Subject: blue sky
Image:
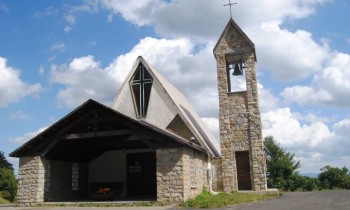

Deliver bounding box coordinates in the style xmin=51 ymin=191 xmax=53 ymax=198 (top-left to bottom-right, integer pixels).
xmin=1 ymin=0 xmax=350 ymax=174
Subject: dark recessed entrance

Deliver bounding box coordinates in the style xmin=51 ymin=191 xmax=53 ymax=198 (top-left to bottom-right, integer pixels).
xmin=127 ymin=152 xmax=157 ymax=198
xmin=235 ymin=151 xmax=252 ymax=190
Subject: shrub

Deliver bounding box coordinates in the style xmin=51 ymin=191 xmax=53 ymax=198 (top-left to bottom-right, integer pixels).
xmin=0 ymin=168 xmax=17 ymax=202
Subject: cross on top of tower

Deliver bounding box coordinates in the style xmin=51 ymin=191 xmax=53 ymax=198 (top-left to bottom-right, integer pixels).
xmin=223 ymin=0 xmax=237 ymax=19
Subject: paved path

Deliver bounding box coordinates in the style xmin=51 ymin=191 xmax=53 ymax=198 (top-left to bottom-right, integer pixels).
xmin=220 ymin=190 xmax=350 ymax=210
xmin=1 ymin=190 xmax=349 ymax=210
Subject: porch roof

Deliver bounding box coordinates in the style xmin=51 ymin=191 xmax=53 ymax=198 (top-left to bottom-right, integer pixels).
xmin=10 ymin=99 xmax=206 ymax=162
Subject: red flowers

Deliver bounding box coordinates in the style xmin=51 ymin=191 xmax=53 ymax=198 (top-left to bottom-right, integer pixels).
xmin=97 ymin=187 xmax=111 ymax=194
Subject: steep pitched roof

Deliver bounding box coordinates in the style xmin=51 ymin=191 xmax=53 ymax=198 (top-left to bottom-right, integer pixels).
xmin=112 ymin=56 xmax=221 ymax=157
xmin=213 ymin=18 xmax=256 ymax=61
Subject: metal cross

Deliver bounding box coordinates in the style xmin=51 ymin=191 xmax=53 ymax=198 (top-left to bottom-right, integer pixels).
xmin=223 ymin=0 xmax=237 ymax=19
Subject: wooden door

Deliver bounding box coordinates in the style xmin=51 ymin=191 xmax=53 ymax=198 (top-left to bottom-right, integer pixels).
xmin=127 ymin=152 xmax=156 ymax=197
xmin=235 ymin=151 xmax=252 ymax=190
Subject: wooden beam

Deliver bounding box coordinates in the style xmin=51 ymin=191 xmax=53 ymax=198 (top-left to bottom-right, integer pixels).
xmin=62 ymin=129 xmax=133 ymax=139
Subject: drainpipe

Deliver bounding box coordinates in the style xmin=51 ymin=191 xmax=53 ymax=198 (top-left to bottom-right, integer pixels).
xmin=208 ymin=153 xmax=219 ymax=194
xmin=207 ymin=153 xmax=213 ymax=193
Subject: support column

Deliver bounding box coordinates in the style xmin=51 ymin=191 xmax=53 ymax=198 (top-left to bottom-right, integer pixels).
xmin=17 ymin=156 xmax=46 ymax=206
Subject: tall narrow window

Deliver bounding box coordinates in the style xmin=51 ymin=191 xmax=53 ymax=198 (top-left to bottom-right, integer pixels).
xmin=72 ymin=163 xmax=79 ymax=191
xmin=130 ymin=64 xmax=153 ymax=117
xmin=190 ymin=151 xmax=197 ymax=188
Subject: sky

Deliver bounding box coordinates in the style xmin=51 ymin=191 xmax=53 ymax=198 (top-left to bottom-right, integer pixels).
xmin=1 ymin=0 xmax=350 ymax=175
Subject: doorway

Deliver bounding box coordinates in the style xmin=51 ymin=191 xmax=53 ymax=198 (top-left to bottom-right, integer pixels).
xmin=235 ymin=151 xmax=252 ymax=190
xmin=127 ymin=152 xmax=157 ymax=198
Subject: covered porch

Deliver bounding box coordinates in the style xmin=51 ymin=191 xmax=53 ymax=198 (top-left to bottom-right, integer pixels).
xmin=11 ymin=100 xmax=206 ymax=205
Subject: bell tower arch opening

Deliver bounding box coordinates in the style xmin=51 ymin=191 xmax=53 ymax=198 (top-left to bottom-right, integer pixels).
xmin=226 ymin=54 xmax=247 ymax=92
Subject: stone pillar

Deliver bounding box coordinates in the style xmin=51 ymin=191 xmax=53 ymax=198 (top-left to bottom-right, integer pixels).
xmin=17 ymin=156 xmax=46 ymax=206
xmin=156 ymin=148 xmax=185 ymax=202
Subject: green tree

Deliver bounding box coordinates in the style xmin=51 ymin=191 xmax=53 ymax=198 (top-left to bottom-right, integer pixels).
xmin=318 ymin=165 xmax=350 ymax=189
xmin=0 ymin=151 xmax=13 ymax=171
xmin=264 ymin=136 xmax=301 ymax=190
xmin=0 ymin=151 xmax=17 ymax=202
xmin=0 ymin=168 xmax=17 ymax=202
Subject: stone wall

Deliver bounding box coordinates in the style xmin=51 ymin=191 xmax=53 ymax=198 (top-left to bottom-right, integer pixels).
xmin=214 ymin=20 xmax=267 ymax=192
xmin=17 ymin=156 xmax=45 ymax=207
xmin=44 ymin=160 xmax=88 ymax=202
xmin=156 ymin=147 xmax=207 ymax=202
xmin=156 ymin=148 xmax=185 ymax=202
xmin=183 ymin=148 xmax=207 ymax=199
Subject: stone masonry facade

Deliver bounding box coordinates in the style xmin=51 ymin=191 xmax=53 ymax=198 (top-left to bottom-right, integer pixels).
xmin=17 ymin=156 xmax=89 ymax=206
xmin=156 ymin=147 xmax=207 ymax=202
xmin=214 ymin=20 xmax=267 ymax=192
xmin=17 ymin=147 xmax=208 ymax=206
xmin=17 ymin=156 xmax=45 ymax=206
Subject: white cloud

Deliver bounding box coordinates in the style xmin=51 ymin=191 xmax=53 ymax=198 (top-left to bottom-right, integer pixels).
xmin=63 ymin=1 xmax=100 ymax=32
xmin=282 ymin=53 xmax=350 ymax=107
xmin=10 ymin=126 xmax=48 ymax=144
xmin=107 ymin=13 xmax=113 ymax=22
xmin=64 ymin=1 xmax=333 ymax=82
xmin=0 ymin=57 xmax=41 ymax=108
xmin=33 ymin=7 xmax=58 ymax=18
xmin=50 ymin=55 xmax=117 ymax=108
xmin=202 ymin=117 xmax=219 ymax=140
xmin=263 ymin=108 xmax=331 ymax=148
xmin=49 ymin=37 xmax=220 ymax=113
xmin=261 ymin=106 xmax=350 ymax=173
xmin=252 ymin=22 xmax=330 ymax=81
xmin=99 ymin=0 xmax=159 ymax=26
xmin=9 ymin=111 xmax=30 ymax=121
xmin=64 ymin=26 xmax=72 ymax=33
xmin=50 ymin=42 xmax=66 ymax=52
xmin=66 ymin=0 xmax=329 ymax=42
xmin=65 ymin=14 xmax=76 ymax=25
xmin=258 ymin=83 xmax=281 ymax=112
xmin=282 ymin=86 xmax=333 ymax=105
xmin=38 ymin=65 xmax=45 ymax=76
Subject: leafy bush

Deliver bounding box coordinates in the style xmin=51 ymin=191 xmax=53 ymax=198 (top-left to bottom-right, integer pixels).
xmin=319 ymin=165 xmax=350 ymax=189
xmin=0 ymin=167 xmax=17 ymax=202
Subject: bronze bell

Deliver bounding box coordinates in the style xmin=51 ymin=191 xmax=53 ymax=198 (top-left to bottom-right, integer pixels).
xmin=232 ymin=63 xmax=243 ymax=76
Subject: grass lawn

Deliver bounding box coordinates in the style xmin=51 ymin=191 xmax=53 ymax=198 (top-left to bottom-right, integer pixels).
xmin=181 ymin=189 xmax=281 ymax=208
xmin=34 ymin=189 xmax=280 ymax=208
xmin=0 ymin=196 xmax=11 ymax=205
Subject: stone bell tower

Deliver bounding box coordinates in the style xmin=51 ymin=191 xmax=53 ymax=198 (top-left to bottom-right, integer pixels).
xmin=213 ymin=18 xmax=267 ymax=192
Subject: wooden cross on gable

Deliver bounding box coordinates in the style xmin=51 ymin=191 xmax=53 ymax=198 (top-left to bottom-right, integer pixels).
xmin=223 ymin=0 xmax=237 ymax=19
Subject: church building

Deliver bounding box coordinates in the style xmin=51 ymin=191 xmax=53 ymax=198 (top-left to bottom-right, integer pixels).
xmin=10 ymin=18 xmax=267 ymax=206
